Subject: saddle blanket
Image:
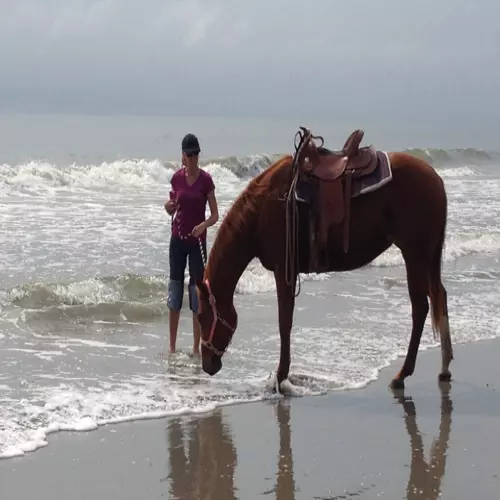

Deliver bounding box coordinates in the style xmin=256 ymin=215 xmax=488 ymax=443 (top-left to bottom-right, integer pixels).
xmin=351 ymin=150 xmax=392 ymax=198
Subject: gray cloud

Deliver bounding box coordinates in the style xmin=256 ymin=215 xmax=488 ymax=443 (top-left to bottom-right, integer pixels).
xmin=0 ymin=0 xmax=499 ymax=132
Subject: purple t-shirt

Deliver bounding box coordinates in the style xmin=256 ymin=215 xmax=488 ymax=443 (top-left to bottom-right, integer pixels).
xmin=170 ymin=168 xmax=215 ymax=242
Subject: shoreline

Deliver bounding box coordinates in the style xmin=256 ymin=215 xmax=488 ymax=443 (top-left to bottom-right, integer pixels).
xmin=1 ymin=337 xmax=500 ymax=499
xmin=0 ymin=335 xmax=496 ymax=462
xmin=0 ymin=334 xmax=457 ymax=461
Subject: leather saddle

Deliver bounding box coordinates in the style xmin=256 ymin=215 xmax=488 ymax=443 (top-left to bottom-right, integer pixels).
xmin=300 ymin=129 xmax=378 ymax=181
xmin=295 ymin=129 xmax=379 ymax=258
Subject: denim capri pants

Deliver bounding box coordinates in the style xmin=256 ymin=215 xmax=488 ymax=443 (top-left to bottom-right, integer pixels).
xmin=167 ymin=236 xmax=206 ymax=313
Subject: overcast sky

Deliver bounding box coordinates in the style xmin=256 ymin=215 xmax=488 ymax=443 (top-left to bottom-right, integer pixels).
xmin=1 ymin=0 xmax=499 ymax=128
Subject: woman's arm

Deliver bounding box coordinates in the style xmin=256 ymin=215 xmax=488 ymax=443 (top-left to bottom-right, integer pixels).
xmin=191 ymin=179 xmax=219 ymax=239
xmin=164 ymin=178 xmax=176 ymax=215
xmin=204 ymin=190 xmax=219 ymax=228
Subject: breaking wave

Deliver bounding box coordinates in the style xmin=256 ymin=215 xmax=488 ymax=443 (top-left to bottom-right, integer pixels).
xmin=404 ymin=147 xmax=499 ymax=166
xmin=0 ymin=148 xmax=496 ymax=195
xmin=0 ymin=267 xmax=329 ymax=325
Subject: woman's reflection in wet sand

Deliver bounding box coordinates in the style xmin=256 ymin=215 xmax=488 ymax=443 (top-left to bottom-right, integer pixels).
xmin=393 ymin=383 xmax=453 ymax=499
xmin=166 ymin=408 xmax=237 ymax=500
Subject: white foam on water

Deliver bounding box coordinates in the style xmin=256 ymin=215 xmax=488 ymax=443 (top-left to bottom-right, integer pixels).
xmin=0 ymin=159 xmax=173 ymax=195
xmin=202 ymin=162 xmax=249 ymax=198
xmin=51 ymin=339 xmax=143 ymax=352
xmin=0 ymin=157 xmax=264 ymax=201
xmin=236 ymin=260 xmax=330 ymax=294
xmin=0 ymin=373 xmax=273 ymax=459
xmin=4 ymin=348 xmax=65 ymax=362
xmin=437 ymin=166 xmax=477 ymax=178
xmin=371 ymin=231 xmax=500 ymax=268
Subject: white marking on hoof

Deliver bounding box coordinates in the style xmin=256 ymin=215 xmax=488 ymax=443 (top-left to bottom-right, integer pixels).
xmin=265 ymin=371 xmax=306 ymax=397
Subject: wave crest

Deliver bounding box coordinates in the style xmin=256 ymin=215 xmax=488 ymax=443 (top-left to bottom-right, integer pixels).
xmin=1 ymin=148 xmax=494 ymax=195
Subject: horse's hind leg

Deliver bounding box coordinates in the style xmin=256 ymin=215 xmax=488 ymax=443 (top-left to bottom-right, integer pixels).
xmin=391 ymin=253 xmax=430 ymax=390
xmin=429 ymin=266 xmax=453 ymax=382
xmin=437 ymin=285 xmax=453 ymax=382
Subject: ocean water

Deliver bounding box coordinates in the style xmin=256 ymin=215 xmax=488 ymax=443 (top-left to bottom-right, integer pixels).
xmin=1 ymin=113 xmax=500 ymax=459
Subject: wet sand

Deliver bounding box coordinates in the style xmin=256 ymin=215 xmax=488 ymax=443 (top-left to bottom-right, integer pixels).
xmin=1 ymin=339 xmax=500 ymax=500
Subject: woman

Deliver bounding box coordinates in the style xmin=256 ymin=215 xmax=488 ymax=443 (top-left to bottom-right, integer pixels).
xmin=164 ymin=133 xmax=219 ymax=355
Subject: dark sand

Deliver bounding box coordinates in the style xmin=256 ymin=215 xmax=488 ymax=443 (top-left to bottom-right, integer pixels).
xmin=1 ymin=339 xmax=500 ymax=500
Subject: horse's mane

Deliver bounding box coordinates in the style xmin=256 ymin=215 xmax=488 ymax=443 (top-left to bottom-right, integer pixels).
xmin=205 ymin=155 xmax=292 ymax=275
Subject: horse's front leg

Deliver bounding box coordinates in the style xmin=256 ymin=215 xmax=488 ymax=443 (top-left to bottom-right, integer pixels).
xmin=274 ymin=272 xmax=296 ymax=387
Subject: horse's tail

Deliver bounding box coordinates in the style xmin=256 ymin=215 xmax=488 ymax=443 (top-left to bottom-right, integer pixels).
xmin=428 ymin=217 xmax=450 ymax=350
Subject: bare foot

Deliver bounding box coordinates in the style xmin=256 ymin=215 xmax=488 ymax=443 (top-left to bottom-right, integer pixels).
xmin=190 ymin=350 xmax=200 ymax=358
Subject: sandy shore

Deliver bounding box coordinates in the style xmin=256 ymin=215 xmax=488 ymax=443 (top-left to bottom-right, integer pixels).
xmin=1 ymin=339 xmax=500 ymax=500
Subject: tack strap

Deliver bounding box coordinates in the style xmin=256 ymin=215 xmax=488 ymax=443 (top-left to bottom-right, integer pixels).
xmin=200 ymin=279 xmax=236 ymax=356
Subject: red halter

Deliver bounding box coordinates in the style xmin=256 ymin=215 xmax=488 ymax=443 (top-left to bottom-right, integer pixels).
xmin=200 ymin=279 xmax=236 ymax=356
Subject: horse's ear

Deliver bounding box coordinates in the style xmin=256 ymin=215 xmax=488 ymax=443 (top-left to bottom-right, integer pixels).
xmin=196 ymin=279 xmax=208 ymax=298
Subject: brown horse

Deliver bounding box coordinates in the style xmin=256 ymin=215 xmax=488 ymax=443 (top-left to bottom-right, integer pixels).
xmin=195 ymin=129 xmax=453 ymax=391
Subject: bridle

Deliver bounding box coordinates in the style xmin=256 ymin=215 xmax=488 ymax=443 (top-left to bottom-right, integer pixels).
xmin=200 ymin=279 xmax=236 ymax=356
xmin=196 ymin=239 xmax=236 ymax=356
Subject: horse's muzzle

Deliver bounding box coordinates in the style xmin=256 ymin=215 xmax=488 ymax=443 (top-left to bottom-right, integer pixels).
xmin=202 ymin=355 xmax=222 ymax=376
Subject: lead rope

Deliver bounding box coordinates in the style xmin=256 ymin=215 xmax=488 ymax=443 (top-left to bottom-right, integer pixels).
xmin=199 ymin=237 xmax=207 ymax=268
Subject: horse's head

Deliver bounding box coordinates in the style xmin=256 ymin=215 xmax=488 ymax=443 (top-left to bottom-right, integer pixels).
xmin=196 ymin=280 xmax=238 ymax=376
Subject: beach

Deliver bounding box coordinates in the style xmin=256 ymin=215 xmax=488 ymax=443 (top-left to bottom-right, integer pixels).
xmin=1 ymin=338 xmax=499 ymax=500
xmin=1 ymin=113 xmax=500 ymax=497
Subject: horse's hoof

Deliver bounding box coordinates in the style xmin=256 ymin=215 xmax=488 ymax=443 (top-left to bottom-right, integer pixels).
xmin=390 ymin=378 xmax=405 ymax=390
xmin=276 ymin=380 xmax=286 ymax=394
xmin=271 ymin=385 xmax=285 ymax=395
xmin=438 ymin=372 xmax=452 ymax=382
xmin=267 ymin=371 xmax=284 ymax=394
xmin=272 ymin=381 xmax=284 ymax=394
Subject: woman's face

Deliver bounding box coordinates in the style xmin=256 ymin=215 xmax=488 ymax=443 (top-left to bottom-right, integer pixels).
xmin=182 ymin=151 xmax=199 ymax=167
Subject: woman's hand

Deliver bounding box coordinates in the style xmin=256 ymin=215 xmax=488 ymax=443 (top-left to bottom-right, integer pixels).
xmin=164 ymin=200 xmax=176 ymax=215
xmin=191 ymin=222 xmax=207 ymax=238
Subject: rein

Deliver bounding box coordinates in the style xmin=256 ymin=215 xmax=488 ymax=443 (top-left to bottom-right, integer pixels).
xmin=197 ymin=238 xmax=236 ymax=356
xmin=283 ymin=127 xmax=317 ymax=297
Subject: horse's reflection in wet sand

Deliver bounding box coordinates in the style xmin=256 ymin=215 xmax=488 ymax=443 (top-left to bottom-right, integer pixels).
xmin=392 ymin=383 xmax=453 ymax=499
xmin=166 ymin=408 xmax=237 ymax=500
xmin=163 ymin=386 xmax=452 ymax=500
xmin=270 ymin=399 xmax=296 ymax=500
